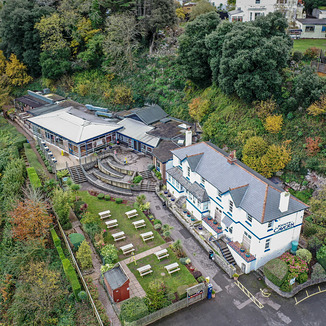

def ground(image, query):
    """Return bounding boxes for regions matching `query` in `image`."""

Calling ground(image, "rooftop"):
[171,142,308,223]
[103,265,128,290]
[152,140,180,163]
[297,18,326,25]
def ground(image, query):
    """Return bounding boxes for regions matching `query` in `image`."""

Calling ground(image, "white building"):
[229,0,304,24]
[166,142,308,273]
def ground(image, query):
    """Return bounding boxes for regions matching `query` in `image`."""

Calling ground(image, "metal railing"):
[234,280,264,309]
[294,285,326,305]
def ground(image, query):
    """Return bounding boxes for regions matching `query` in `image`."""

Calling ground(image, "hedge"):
[264,258,288,287]
[24,143,44,176]
[120,297,149,324]
[116,198,123,204]
[62,258,81,299]
[50,228,61,247]
[26,167,41,189]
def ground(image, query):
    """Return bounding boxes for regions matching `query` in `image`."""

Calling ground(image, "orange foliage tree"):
[188,97,210,123]
[10,200,53,241]
[305,137,322,156]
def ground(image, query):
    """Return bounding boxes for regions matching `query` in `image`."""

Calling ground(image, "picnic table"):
[125,209,138,219]
[99,210,111,219]
[132,219,146,229]
[140,231,154,242]
[112,231,126,242]
[165,262,180,275]
[105,219,118,229]
[137,264,153,277]
[120,243,135,255]
[154,248,169,260]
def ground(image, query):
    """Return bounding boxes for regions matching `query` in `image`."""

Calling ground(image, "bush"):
[193,270,202,279]
[62,258,81,299]
[56,246,66,260]
[180,257,191,265]
[116,198,123,204]
[317,245,326,270]
[101,244,118,264]
[264,258,288,287]
[69,233,85,251]
[153,219,162,225]
[26,167,42,189]
[105,195,111,201]
[308,236,323,256]
[144,280,170,313]
[120,297,149,323]
[62,221,72,230]
[311,263,326,280]
[154,224,162,230]
[292,51,303,62]
[297,272,308,284]
[97,193,105,200]
[78,291,88,302]
[177,284,188,300]
[296,249,312,264]
[76,240,93,270]
[280,280,293,292]
[197,276,205,283]
[303,223,318,238]
[133,175,143,184]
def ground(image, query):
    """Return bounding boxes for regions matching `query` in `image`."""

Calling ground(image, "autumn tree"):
[10,200,53,242]
[310,184,326,226]
[242,136,268,173]
[307,95,326,116]
[264,115,283,133]
[305,137,322,156]
[76,240,93,270]
[188,97,210,122]
[5,54,33,87]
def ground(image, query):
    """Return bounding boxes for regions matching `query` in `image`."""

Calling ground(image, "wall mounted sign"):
[274,221,294,233]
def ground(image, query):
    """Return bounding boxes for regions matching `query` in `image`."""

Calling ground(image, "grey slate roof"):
[187,153,203,171]
[103,265,128,290]
[152,140,179,163]
[297,18,326,25]
[15,95,48,108]
[126,104,168,125]
[171,142,308,223]
[28,104,64,116]
[167,166,209,202]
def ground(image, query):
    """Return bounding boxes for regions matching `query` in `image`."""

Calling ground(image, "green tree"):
[309,185,326,227]
[76,240,93,270]
[303,0,324,15]
[40,49,71,80]
[100,244,118,264]
[0,0,53,76]
[190,0,216,21]
[178,11,220,87]
[145,280,169,312]
[242,136,268,173]
[52,188,72,226]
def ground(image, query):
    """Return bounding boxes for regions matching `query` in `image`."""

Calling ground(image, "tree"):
[0,0,53,76]
[8,261,67,325]
[100,244,118,264]
[5,54,32,87]
[242,136,268,173]
[178,11,220,87]
[307,94,326,116]
[190,0,216,21]
[52,188,72,226]
[264,115,283,133]
[305,136,322,156]
[103,13,140,73]
[76,240,93,270]
[176,7,186,21]
[188,97,210,122]
[40,49,71,80]
[303,0,324,15]
[10,200,53,242]
[145,280,169,312]
[254,98,277,119]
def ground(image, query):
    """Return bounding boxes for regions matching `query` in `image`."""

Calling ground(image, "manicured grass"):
[127,248,197,295]
[78,191,165,260]
[293,39,326,53]
[24,143,44,176]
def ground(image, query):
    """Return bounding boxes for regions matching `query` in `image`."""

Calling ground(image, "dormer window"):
[229,200,233,213]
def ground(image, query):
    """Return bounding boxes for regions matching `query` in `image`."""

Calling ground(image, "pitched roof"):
[152,140,179,163]
[15,94,48,108]
[28,108,122,144]
[187,153,203,171]
[171,142,308,223]
[126,104,168,125]
[103,265,128,290]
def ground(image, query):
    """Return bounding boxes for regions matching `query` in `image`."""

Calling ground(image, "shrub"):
[101,244,118,264]
[69,233,85,251]
[120,297,149,323]
[197,276,205,283]
[317,245,326,270]
[154,224,162,230]
[192,270,202,279]
[62,221,72,230]
[52,188,71,225]
[78,291,88,302]
[153,219,162,225]
[97,193,105,200]
[62,258,81,299]
[280,280,293,292]
[311,263,326,280]
[303,223,318,238]
[76,240,93,270]
[296,249,312,264]
[308,236,323,256]
[57,169,69,179]
[133,175,143,184]
[105,195,111,201]
[177,284,188,300]
[292,51,303,62]
[56,246,65,260]
[26,167,42,189]
[144,280,170,313]
[297,272,308,284]
[180,257,191,265]
[279,252,308,279]
[264,258,288,287]
[116,198,123,204]
[304,47,320,60]
[50,228,61,247]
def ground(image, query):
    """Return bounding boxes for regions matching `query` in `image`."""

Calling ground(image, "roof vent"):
[279,191,290,213]
[227,150,236,164]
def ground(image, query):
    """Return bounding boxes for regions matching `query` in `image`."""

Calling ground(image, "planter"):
[164,191,168,194]
[208,217,212,220]
[213,221,218,225]
[187,213,191,217]
[217,226,222,230]
[198,226,203,230]
[240,248,245,253]
[191,218,196,222]
[171,198,175,201]
[245,253,250,258]
[183,210,188,214]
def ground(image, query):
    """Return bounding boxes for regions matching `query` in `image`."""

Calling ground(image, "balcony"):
[202,216,223,235]
[227,241,256,263]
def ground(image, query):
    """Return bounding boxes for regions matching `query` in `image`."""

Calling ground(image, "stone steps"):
[68,165,87,184]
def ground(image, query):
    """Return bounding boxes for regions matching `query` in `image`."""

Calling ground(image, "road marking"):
[277,311,292,324]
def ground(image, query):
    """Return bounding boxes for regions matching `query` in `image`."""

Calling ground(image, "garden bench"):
[112,231,126,242]
[164,262,180,275]
[105,219,118,229]
[120,243,135,255]
[48,151,53,156]
[125,209,138,219]
[132,219,146,229]
[140,231,154,242]
[99,210,111,219]
[154,249,169,260]
[137,264,153,277]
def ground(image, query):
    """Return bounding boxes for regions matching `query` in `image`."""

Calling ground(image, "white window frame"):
[187,166,190,178]
[247,214,253,223]
[265,239,271,250]
[267,221,273,229]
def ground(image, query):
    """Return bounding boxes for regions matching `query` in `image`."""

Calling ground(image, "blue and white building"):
[166,142,308,273]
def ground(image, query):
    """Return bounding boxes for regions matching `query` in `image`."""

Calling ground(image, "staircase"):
[139,170,152,179]
[140,179,157,192]
[68,165,87,184]
[216,239,236,266]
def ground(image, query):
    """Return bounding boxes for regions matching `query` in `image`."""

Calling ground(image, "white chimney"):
[185,129,192,147]
[279,191,290,213]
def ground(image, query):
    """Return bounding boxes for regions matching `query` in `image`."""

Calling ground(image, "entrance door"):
[215,208,222,224]
[137,141,142,152]
[242,231,251,251]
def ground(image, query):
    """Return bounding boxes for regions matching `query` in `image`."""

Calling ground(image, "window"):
[203,202,208,210]
[265,239,271,250]
[305,26,315,32]
[187,166,190,177]
[217,189,222,197]
[322,25,326,32]
[247,214,252,223]
[229,200,233,213]
[232,16,243,22]
[229,226,233,234]
[267,221,273,229]
[168,174,171,182]
[250,12,252,21]
[255,0,260,4]
[201,177,205,186]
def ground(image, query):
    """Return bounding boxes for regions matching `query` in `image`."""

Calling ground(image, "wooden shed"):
[103,264,130,302]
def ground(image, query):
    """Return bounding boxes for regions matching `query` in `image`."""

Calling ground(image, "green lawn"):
[127,248,197,296]
[78,191,165,260]
[293,39,326,53]
[24,143,45,176]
